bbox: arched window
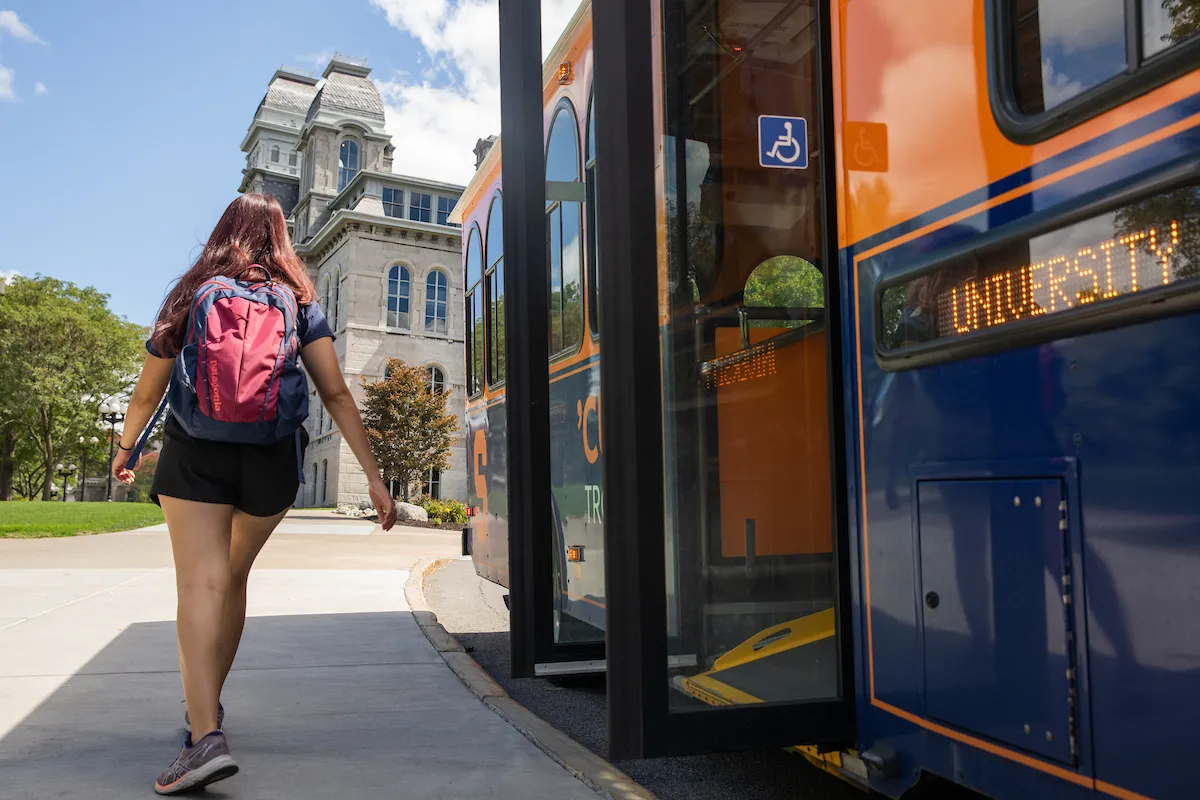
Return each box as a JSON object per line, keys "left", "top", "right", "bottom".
{"left": 425, "top": 270, "right": 448, "bottom": 334}
{"left": 311, "top": 463, "right": 319, "bottom": 506}
{"left": 321, "top": 460, "right": 329, "bottom": 506}
{"left": 387, "top": 265, "right": 411, "bottom": 328}
{"left": 585, "top": 92, "right": 599, "bottom": 338}
{"left": 485, "top": 194, "right": 505, "bottom": 385}
{"left": 428, "top": 365, "right": 445, "bottom": 394}
{"left": 338, "top": 140, "right": 359, "bottom": 192}
{"left": 743, "top": 256, "right": 825, "bottom": 332}
{"left": 465, "top": 226, "right": 484, "bottom": 396}
{"left": 545, "top": 101, "right": 583, "bottom": 357}
{"left": 270, "top": 145, "right": 281, "bottom": 163}
{"left": 321, "top": 275, "right": 331, "bottom": 319}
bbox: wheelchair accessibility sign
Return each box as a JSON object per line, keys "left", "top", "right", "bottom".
{"left": 758, "top": 115, "right": 808, "bottom": 169}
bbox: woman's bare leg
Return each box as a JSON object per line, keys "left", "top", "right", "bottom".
{"left": 217, "top": 508, "right": 288, "bottom": 692}
{"left": 160, "top": 496, "right": 234, "bottom": 742}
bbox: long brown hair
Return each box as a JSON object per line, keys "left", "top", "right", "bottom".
{"left": 150, "top": 193, "right": 316, "bottom": 356}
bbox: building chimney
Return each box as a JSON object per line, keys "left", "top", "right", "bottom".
{"left": 474, "top": 135, "right": 498, "bottom": 170}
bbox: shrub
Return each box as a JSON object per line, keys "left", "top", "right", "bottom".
{"left": 416, "top": 496, "right": 467, "bottom": 525}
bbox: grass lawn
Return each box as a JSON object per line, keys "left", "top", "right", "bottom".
{"left": 0, "top": 502, "right": 165, "bottom": 539}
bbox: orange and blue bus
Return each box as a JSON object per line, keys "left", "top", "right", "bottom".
{"left": 454, "top": 1, "right": 1200, "bottom": 797}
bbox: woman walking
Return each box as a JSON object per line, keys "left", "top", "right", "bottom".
{"left": 112, "top": 193, "right": 397, "bottom": 794}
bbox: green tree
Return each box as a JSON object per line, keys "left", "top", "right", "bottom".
{"left": 361, "top": 358, "right": 459, "bottom": 501}
{"left": 0, "top": 276, "right": 144, "bottom": 500}
{"left": 743, "top": 256, "right": 825, "bottom": 330}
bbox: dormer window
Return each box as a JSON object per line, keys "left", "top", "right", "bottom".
{"left": 437, "top": 196, "right": 460, "bottom": 227}
{"left": 383, "top": 187, "right": 404, "bottom": 218}
{"left": 338, "top": 140, "right": 360, "bottom": 192}
{"left": 270, "top": 146, "right": 280, "bottom": 163}
{"left": 409, "top": 192, "right": 432, "bottom": 223}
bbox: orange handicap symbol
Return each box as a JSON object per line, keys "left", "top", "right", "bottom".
{"left": 846, "top": 121, "right": 888, "bottom": 173}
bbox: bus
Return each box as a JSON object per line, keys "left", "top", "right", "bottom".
{"left": 454, "top": 1, "right": 1200, "bottom": 798}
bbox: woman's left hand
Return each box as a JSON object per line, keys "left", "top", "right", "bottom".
{"left": 111, "top": 455, "right": 135, "bottom": 486}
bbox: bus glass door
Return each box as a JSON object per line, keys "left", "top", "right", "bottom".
{"left": 498, "top": 0, "right": 607, "bottom": 677}
{"left": 598, "top": 0, "right": 855, "bottom": 756}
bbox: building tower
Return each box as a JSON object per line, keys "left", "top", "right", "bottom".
{"left": 239, "top": 68, "right": 319, "bottom": 217}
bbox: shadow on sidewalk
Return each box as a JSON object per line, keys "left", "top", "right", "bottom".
{"left": 0, "top": 613, "right": 598, "bottom": 800}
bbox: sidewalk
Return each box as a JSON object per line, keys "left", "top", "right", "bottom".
{"left": 0, "top": 516, "right": 599, "bottom": 799}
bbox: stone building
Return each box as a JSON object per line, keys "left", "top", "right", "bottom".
{"left": 238, "top": 56, "right": 467, "bottom": 506}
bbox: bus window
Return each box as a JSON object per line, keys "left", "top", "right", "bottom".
{"left": 546, "top": 102, "right": 584, "bottom": 358}
{"left": 466, "top": 225, "right": 484, "bottom": 397}
{"left": 486, "top": 194, "right": 506, "bottom": 385}
{"left": 1009, "top": 0, "right": 1125, "bottom": 115}
{"left": 743, "top": 256, "right": 825, "bottom": 333}
{"left": 998, "top": 0, "right": 1200, "bottom": 139}
{"left": 585, "top": 92, "right": 598, "bottom": 339}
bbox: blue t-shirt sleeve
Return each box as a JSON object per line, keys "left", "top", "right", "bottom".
{"left": 300, "top": 302, "right": 335, "bottom": 347}
{"left": 146, "top": 339, "right": 162, "bottom": 358}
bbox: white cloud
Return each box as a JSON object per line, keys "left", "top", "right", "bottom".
{"left": 0, "top": 10, "right": 45, "bottom": 103}
{"left": 0, "top": 269, "right": 21, "bottom": 284}
{"left": 367, "top": 0, "right": 582, "bottom": 185}
{"left": 1042, "top": 57, "right": 1086, "bottom": 109}
{"left": 34, "top": 80, "right": 46, "bottom": 95}
{"left": 0, "top": 10, "right": 44, "bottom": 44}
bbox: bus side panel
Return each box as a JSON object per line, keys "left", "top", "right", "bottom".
{"left": 841, "top": 1, "right": 1200, "bottom": 799}
{"left": 467, "top": 399, "right": 510, "bottom": 589}
{"left": 549, "top": 360, "right": 606, "bottom": 632}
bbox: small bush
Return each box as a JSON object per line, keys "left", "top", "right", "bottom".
{"left": 416, "top": 496, "right": 467, "bottom": 525}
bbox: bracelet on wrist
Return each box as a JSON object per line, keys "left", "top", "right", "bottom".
{"left": 117, "top": 442, "right": 135, "bottom": 452}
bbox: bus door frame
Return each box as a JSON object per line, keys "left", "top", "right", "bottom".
{"left": 595, "top": 0, "right": 857, "bottom": 758}
{"left": 498, "top": 0, "right": 607, "bottom": 678}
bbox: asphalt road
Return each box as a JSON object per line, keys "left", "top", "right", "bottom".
{"left": 425, "top": 557, "right": 872, "bottom": 800}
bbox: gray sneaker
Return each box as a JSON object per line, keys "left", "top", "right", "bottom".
{"left": 183, "top": 701, "right": 224, "bottom": 732}
{"left": 154, "top": 731, "right": 239, "bottom": 795}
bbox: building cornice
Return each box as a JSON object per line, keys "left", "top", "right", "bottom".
{"left": 239, "top": 165, "right": 300, "bottom": 193}
{"left": 295, "top": 207, "right": 462, "bottom": 261}
{"left": 241, "top": 118, "right": 303, "bottom": 152}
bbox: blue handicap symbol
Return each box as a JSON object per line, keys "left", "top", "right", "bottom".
{"left": 758, "top": 115, "right": 808, "bottom": 169}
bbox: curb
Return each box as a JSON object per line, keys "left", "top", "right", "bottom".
{"left": 405, "top": 558, "right": 656, "bottom": 800}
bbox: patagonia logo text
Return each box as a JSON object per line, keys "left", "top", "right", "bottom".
{"left": 209, "top": 361, "right": 222, "bottom": 413}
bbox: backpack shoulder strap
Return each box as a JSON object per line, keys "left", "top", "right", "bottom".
{"left": 124, "top": 392, "right": 170, "bottom": 471}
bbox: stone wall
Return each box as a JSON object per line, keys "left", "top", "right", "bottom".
{"left": 297, "top": 226, "right": 467, "bottom": 507}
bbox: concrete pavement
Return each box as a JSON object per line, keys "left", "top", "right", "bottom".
{"left": 0, "top": 516, "right": 600, "bottom": 799}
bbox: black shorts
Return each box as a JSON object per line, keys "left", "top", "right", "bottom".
{"left": 150, "top": 416, "right": 310, "bottom": 517}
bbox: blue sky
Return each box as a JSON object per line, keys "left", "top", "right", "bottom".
{"left": 0, "top": 1, "right": 578, "bottom": 327}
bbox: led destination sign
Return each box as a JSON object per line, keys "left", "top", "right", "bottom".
{"left": 881, "top": 184, "right": 1198, "bottom": 351}
{"left": 935, "top": 221, "right": 1180, "bottom": 338}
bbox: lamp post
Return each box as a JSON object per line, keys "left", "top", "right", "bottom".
{"left": 56, "top": 463, "right": 76, "bottom": 503}
{"left": 78, "top": 435, "right": 99, "bottom": 502}
{"left": 100, "top": 401, "right": 126, "bottom": 502}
